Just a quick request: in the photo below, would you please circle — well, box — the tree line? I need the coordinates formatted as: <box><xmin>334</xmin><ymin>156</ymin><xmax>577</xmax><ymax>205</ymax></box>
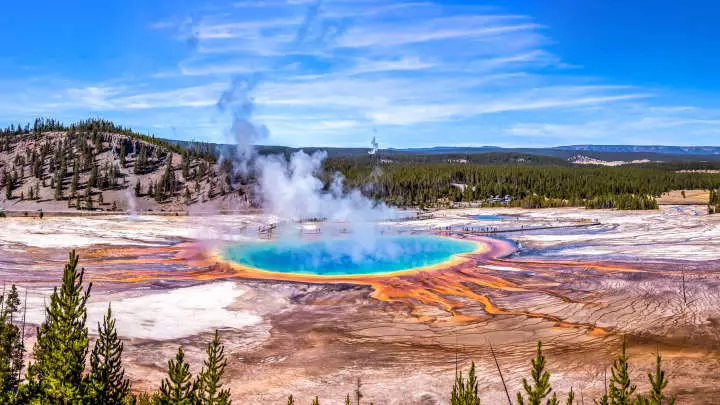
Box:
<box><xmin>324</xmin><ymin>159</ymin><xmax>720</xmax><ymax>209</ymax></box>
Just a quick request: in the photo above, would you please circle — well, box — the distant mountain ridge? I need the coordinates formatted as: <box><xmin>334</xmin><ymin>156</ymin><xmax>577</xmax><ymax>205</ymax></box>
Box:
<box><xmin>556</xmin><ymin>145</ymin><xmax>720</xmax><ymax>155</ymax></box>
<box><xmin>166</xmin><ymin>139</ymin><xmax>720</xmax><ymax>162</ymax></box>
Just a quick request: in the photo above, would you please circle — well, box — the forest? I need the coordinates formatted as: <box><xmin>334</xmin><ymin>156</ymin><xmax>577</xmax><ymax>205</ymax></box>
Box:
<box><xmin>0</xmin><ymin>251</ymin><xmax>677</xmax><ymax>404</ymax></box>
<box><xmin>324</xmin><ymin>157</ymin><xmax>720</xmax><ymax>209</ymax></box>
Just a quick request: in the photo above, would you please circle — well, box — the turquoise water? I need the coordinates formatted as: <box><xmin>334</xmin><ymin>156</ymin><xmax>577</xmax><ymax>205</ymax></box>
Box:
<box><xmin>222</xmin><ymin>235</ymin><xmax>478</xmax><ymax>276</ymax></box>
<box><xmin>472</xmin><ymin>215</ymin><xmax>506</xmax><ymax>221</ymax></box>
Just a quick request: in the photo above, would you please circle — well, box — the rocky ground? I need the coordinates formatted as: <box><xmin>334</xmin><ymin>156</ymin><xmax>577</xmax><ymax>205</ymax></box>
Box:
<box><xmin>0</xmin><ymin>206</ymin><xmax>719</xmax><ymax>403</ymax></box>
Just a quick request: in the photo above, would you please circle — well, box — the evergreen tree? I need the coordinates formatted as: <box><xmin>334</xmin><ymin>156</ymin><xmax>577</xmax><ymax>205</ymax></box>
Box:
<box><xmin>54</xmin><ymin>172</ymin><xmax>63</xmax><ymax>200</ymax></box>
<box><xmin>181</xmin><ymin>152</ymin><xmax>190</xmax><ymax>180</ymax></box>
<box><xmin>85</xmin><ymin>305</ymin><xmax>131</xmax><ymax>405</ymax></box>
<box><xmin>4</xmin><ymin>173</ymin><xmax>13</xmax><ymax>199</ymax></box>
<box><xmin>158</xmin><ymin>347</ymin><xmax>195</xmax><ymax>405</ymax></box>
<box><xmin>635</xmin><ymin>352</ymin><xmax>675</xmax><ymax>405</ymax></box>
<box><xmin>135</xmin><ymin>180</ymin><xmax>142</xmax><ymax>197</ymax></box>
<box><xmin>195</xmin><ymin>330</ymin><xmax>231</xmax><ymax>405</ymax></box>
<box><xmin>607</xmin><ymin>338</ymin><xmax>636</xmax><ymax>405</ymax></box>
<box><xmin>137</xmin><ymin>392</ymin><xmax>161</xmax><ymax>405</ymax></box>
<box><xmin>89</xmin><ymin>164</ymin><xmax>98</xmax><ymax>188</ymax></box>
<box><xmin>0</xmin><ymin>285</ymin><xmax>24</xmax><ymax>402</ymax></box>
<box><xmin>161</xmin><ymin>156</ymin><xmax>176</xmax><ymax>198</ymax></box>
<box><xmin>451</xmin><ymin>361</ymin><xmax>481</xmax><ymax>405</ymax></box>
<box><xmin>119</xmin><ymin>144</ymin><xmax>126</xmax><ymax>167</ymax></box>
<box><xmin>311</xmin><ymin>396</ymin><xmax>320</xmax><ymax>405</ymax></box>
<box><xmin>287</xmin><ymin>395</ymin><xmax>295</xmax><ymax>405</ymax></box>
<box><xmin>154</xmin><ymin>180</ymin><xmax>163</xmax><ymax>202</ymax></box>
<box><xmin>345</xmin><ymin>394</ymin><xmax>351</xmax><ymax>405</ymax></box>
<box><xmin>70</xmin><ymin>165</ymin><xmax>78</xmax><ymax>197</ymax></box>
<box><xmin>23</xmin><ymin>250</ymin><xmax>92</xmax><ymax>403</ymax></box>
<box><xmin>135</xmin><ymin>145</ymin><xmax>148</xmax><ymax>174</ymax></box>
<box><xmin>517</xmin><ymin>341</ymin><xmax>557</xmax><ymax>405</ymax></box>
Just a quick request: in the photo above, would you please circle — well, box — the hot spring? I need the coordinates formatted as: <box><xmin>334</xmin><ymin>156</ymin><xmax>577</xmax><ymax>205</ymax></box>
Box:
<box><xmin>221</xmin><ymin>235</ymin><xmax>479</xmax><ymax>276</ymax></box>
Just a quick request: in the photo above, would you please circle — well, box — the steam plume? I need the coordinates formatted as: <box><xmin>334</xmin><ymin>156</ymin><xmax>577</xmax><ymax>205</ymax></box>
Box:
<box><xmin>216</xmin><ymin>75</ymin><xmax>268</xmax><ymax>174</ymax></box>
<box><xmin>213</xmin><ymin>0</ymin><xmax>397</xmax><ymax>243</ymax></box>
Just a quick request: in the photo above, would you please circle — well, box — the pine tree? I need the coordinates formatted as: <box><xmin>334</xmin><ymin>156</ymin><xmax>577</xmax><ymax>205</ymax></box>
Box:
<box><xmin>607</xmin><ymin>338</ymin><xmax>636</xmax><ymax>405</ymax></box>
<box><xmin>54</xmin><ymin>172</ymin><xmax>63</xmax><ymax>200</ymax></box>
<box><xmin>345</xmin><ymin>394</ymin><xmax>351</xmax><ymax>405</ymax></box>
<box><xmin>635</xmin><ymin>352</ymin><xmax>675</xmax><ymax>405</ymax></box>
<box><xmin>135</xmin><ymin>180</ymin><xmax>142</xmax><ymax>197</ymax></box>
<box><xmin>162</xmin><ymin>156</ymin><xmax>176</xmax><ymax>197</ymax></box>
<box><xmin>311</xmin><ymin>396</ymin><xmax>320</xmax><ymax>405</ymax></box>
<box><xmin>195</xmin><ymin>330</ymin><xmax>231</xmax><ymax>405</ymax></box>
<box><xmin>137</xmin><ymin>392</ymin><xmax>161</xmax><ymax>405</ymax></box>
<box><xmin>159</xmin><ymin>347</ymin><xmax>196</xmax><ymax>405</ymax></box>
<box><xmin>4</xmin><ymin>173</ymin><xmax>13</xmax><ymax>199</ymax></box>
<box><xmin>181</xmin><ymin>152</ymin><xmax>190</xmax><ymax>180</ymax></box>
<box><xmin>85</xmin><ymin>305</ymin><xmax>131</xmax><ymax>405</ymax></box>
<box><xmin>517</xmin><ymin>341</ymin><xmax>557</xmax><ymax>405</ymax></box>
<box><xmin>451</xmin><ymin>361</ymin><xmax>481</xmax><ymax>405</ymax></box>
<box><xmin>23</xmin><ymin>250</ymin><xmax>92</xmax><ymax>403</ymax></box>
<box><xmin>287</xmin><ymin>395</ymin><xmax>295</xmax><ymax>405</ymax></box>
<box><xmin>119</xmin><ymin>144</ymin><xmax>126</xmax><ymax>166</ymax></box>
<box><xmin>0</xmin><ymin>285</ymin><xmax>24</xmax><ymax>402</ymax></box>
<box><xmin>155</xmin><ymin>180</ymin><xmax>164</xmax><ymax>202</ymax></box>
<box><xmin>70</xmin><ymin>166</ymin><xmax>78</xmax><ymax>197</ymax></box>
<box><xmin>89</xmin><ymin>164</ymin><xmax>99</xmax><ymax>188</ymax></box>
<box><xmin>135</xmin><ymin>145</ymin><xmax>148</xmax><ymax>174</ymax></box>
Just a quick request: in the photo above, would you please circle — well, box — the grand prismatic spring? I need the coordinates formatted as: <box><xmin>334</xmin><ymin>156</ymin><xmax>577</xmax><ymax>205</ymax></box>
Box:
<box><xmin>221</xmin><ymin>235</ymin><xmax>480</xmax><ymax>276</ymax></box>
<box><xmin>1</xmin><ymin>206</ymin><xmax>719</xmax><ymax>403</ymax></box>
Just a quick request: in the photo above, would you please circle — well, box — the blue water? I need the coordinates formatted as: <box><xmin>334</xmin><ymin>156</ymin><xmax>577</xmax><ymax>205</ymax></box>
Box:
<box><xmin>222</xmin><ymin>235</ymin><xmax>478</xmax><ymax>276</ymax></box>
<box><xmin>472</xmin><ymin>215</ymin><xmax>507</xmax><ymax>221</ymax></box>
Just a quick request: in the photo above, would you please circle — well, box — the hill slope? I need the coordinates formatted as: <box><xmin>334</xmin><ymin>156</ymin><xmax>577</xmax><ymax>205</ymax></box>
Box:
<box><xmin>0</xmin><ymin>119</ymin><xmax>250</xmax><ymax>214</ymax></box>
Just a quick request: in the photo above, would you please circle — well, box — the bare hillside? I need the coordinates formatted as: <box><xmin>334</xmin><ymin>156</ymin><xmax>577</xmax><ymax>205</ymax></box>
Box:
<box><xmin>0</xmin><ymin>119</ymin><xmax>252</xmax><ymax>214</ymax></box>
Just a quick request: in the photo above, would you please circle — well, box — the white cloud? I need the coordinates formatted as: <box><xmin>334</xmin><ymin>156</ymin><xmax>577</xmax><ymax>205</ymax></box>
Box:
<box><xmin>4</xmin><ymin>0</ymin><xmax>720</xmax><ymax>147</ymax></box>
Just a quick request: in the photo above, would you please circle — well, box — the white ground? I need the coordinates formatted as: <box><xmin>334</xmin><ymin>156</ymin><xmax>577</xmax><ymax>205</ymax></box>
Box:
<box><xmin>2</xmin><ymin>205</ymin><xmax>719</xmax><ymax>343</ymax></box>
<box><xmin>23</xmin><ymin>282</ymin><xmax>263</xmax><ymax>340</ymax></box>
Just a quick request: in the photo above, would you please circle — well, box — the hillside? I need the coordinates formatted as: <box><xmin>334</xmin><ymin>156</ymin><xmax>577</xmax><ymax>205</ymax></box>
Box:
<box><xmin>0</xmin><ymin>119</ymin><xmax>251</xmax><ymax>214</ymax></box>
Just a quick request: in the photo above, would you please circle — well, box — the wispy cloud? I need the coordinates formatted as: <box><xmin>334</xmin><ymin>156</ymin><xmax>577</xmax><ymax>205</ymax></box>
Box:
<box><xmin>3</xmin><ymin>0</ymin><xmax>719</xmax><ymax>146</ymax></box>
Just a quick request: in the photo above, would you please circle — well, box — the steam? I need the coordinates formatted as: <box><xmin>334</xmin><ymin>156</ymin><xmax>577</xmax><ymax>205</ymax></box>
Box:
<box><xmin>216</xmin><ymin>75</ymin><xmax>268</xmax><ymax>174</ymax></box>
<box><xmin>294</xmin><ymin>0</ymin><xmax>350</xmax><ymax>47</ymax></box>
<box><xmin>125</xmin><ymin>189</ymin><xmax>138</xmax><ymax>217</ymax></box>
<box><xmin>210</xmin><ymin>1</ymin><xmax>406</xmax><ymax>264</ymax></box>
<box><xmin>256</xmin><ymin>150</ymin><xmax>393</xmax><ymax>223</ymax></box>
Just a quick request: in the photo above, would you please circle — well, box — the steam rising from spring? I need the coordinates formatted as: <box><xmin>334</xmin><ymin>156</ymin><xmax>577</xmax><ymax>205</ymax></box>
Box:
<box><xmin>212</xmin><ymin>1</ymin><xmax>409</xmax><ymax>264</ymax></box>
<box><xmin>216</xmin><ymin>75</ymin><xmax>268</xmax><ymax>174</ymax></box>
<box><xmin>256</xmin><ymin>150</ymin><xmax>393</xmax><ymax>223</ymax></box>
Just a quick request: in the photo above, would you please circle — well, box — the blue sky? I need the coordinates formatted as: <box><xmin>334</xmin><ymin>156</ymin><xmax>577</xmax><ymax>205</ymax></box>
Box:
<box><xmin>1</xmin><ymin>0</ymin><xmax>720</xmax><ymax>147</ymax></box>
